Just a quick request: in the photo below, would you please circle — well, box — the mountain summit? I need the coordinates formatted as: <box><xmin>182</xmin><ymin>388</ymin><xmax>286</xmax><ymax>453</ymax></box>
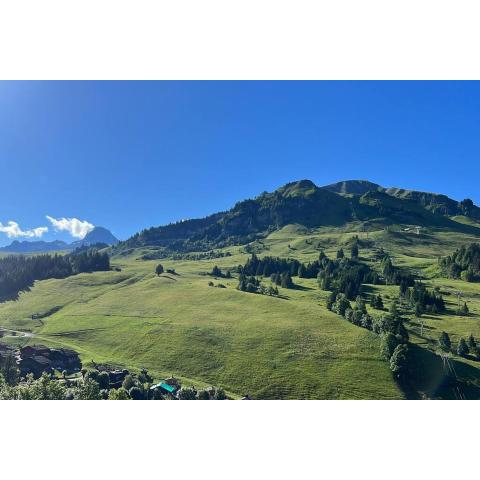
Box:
<box><xmin>77</xmin><ymin>226</ymin><xmax>119</xmax><ymax>246</ymax></box>
<box><xmin>323</xmin><ymin>180</ymin><xmax>383</xmax><ymax>195</ymax></box>
<box><xmin>116</xmin><ymin>179</ymin><xmax>480</xmax><ymax>253</ymax></box>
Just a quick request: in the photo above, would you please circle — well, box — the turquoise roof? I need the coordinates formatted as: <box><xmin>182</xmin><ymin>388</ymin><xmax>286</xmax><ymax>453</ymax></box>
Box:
<box><xmin>160</xmin><ymin>383</ymin><xmax>175</xmax><ymax>393</ymax></box>
<box><xmin>150</xmin><ymin>382</ymin><xmax>176</xmax><ymax>393</ymax></box>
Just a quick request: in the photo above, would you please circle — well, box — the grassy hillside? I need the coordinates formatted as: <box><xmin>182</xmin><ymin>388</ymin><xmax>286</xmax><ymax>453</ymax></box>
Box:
<box><xmin>2</xmin><ymin>219</ymin><xmax>480</xmax><ymax>399</ymax></box>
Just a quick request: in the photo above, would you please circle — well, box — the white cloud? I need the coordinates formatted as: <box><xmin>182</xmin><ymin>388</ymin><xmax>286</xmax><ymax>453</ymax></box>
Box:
<box><xmin>0</xmin><ymin>221</ymin><xmax>48</xmax><ymax>238</ymax></box>
<box><xmin>46</xmin><ymin>216</ymin><xmax>94</xmax><ymax>239</ymax></box>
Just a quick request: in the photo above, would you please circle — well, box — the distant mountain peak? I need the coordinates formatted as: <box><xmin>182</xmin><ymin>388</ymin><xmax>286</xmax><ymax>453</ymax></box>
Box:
<box><xmin>0</xmin><ymin>239</ymin><xmax>69</xmax><ymax>253</ymax></box>
<box><xmin>74</xmin><ymin>226</ymin><xmax>119</xmax><ymax>247</ymax></box>
<box><xmin>0</xmin><ymin>226</ymin><xmax>118</xmax><ymax>253</ymax></box>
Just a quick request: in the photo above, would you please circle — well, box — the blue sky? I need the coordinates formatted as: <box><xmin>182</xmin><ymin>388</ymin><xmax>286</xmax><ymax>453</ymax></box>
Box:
<box><xmin>1</xmin><ymin>81</ymin><xmax>480</xmax><ymax>246</ymax></box>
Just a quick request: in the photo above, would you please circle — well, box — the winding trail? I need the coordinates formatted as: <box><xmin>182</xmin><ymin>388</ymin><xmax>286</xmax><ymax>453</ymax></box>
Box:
<box><xmin>0</xmin><ymin>326</ymin><xmax>35</xmax><ymax>338</ymax></box>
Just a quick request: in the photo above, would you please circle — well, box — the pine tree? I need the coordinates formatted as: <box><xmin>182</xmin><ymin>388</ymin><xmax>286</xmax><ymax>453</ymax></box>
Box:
<box><xmin>390</xmin><ymin>344</ymin><xmax>410</xmax><ymax>379</ymax></box>
<box><xmin>280</xmin><ymin>272</ymin><xmax>294</xmax><ymax>289</ymax></box>
<box><xmin>297</xmin><ymin>264</ymin><xmax>306</xmax><ymax>278</ymax></box>
<box><xmin>458</xmin><ymin>302</ymin><xmax>469</xmax><ymax>316</ymax></box>
<box><xmin>438</xmin><ymin>331</ymin><xmax>452</xmax><ymax>352</ymax></box>
<box><xmin>370</xmin><ymin>294</ymin><xmax>384</xmax><ymax>310</ymax></box>
<box><xmin>350</xmin><ymin>242</ymin><xmax>359</xmax><ymax>260</ymax></box>
<box><xmin>457</xmin><ymin>338</ymin><xmax>469</xmax><ymax>357</ymax></box>
<box><xmin>336</xmin><ymin>248</ymin><xmax>345</xmax><ymax>259</ymax></box>
<box><xmin>211</xmin><ymin>265</ymin><xmax>222</xmax><ymax>277</ymax></box>
<box><xmin>389</xmin><ymin>302</ymin><xmax>399</xmax><ymax>318</ymax></box>
<box><xmin>355</xmin><ymin>295</ymin><xmax>367</xmax><ymax>314</ymax></box>
<box><xmin>380</xmin><ymin>332</ymin><xmax>399</xmax><ymax>360</ymax></box>
<box><xmin>326</xmin><ymin>291</ymin><xmax>337</xmax><ymax>311</ymax></box>
<box><xmin>467</xmin><ymin>334</ymin><xmax>476</xmax><ymax>351</ymax></box>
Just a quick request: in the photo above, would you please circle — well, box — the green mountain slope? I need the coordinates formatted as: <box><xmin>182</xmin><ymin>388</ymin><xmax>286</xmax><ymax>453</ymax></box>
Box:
<box><xmin>117</xmin><ymin>179</ymin><xmax>480</xmax><ymax>253</ymax></box>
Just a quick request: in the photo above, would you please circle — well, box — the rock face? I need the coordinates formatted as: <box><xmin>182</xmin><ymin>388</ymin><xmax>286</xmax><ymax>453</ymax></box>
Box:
<box><xmin>322</xmin><ymin>180</ymin><xmax>383</xmax><ymax>195</ymax></box>
<box><xmin>76</xmin><ymin>227</ymin><xmax>119</xmax><ymax>247</ymax></box>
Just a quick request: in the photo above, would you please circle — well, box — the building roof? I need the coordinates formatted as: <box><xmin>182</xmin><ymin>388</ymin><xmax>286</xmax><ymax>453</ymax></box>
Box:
<box><xmin>150</xmin><ymin>382</ymin><xmax>176</xmax><ymax>393</ymax></box>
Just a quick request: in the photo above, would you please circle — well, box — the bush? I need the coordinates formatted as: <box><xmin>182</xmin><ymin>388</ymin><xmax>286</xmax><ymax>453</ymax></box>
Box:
<box><xmin>109</xmin><ymin>387</ymin><xmax>129</xmax><ymax>400</ymax></box>
<box><xmin>196</xmin><ymin>390</ymin><xmax>211</xmax><ymax>400</ymax></box>
<box><xmin>129</xmin><ymin>386</ymin><xmax>144</xmax><ymax>400</ymax></box>
<box><xmin>213</xmin><ymin>388</ymin><xmax>227</xmax><ymax>400</ymax></box>
<box><xmin>178</xmin><ymin>386</ymin><xmax>197</xmax><ymax>400</ymax></box>
<box><xmin>122</xmin><ymin>374</ymin><xmax>135</xmax><ymax>391</ymax></box>
<box><xmin>97</xmin><ymin>371</ymin><xmax>110</xmax><ymax>390</ymax></box>
<box><xmin>85</xmin><ymin>369</ymin><xmax>99</xmax><ymax>383</ymax></box>
<box><xmin>74</xmin><ymin>378</ymin><xmax>102</xmax><ymax>400</ymax></box>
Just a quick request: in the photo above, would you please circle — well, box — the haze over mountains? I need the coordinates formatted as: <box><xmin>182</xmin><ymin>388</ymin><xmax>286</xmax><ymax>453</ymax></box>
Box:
<box><xmin>117</xmin><ymin>179</ymin><xmax>480</xmax><ymax>253</ymax></box>
<box><xmin>0</xmin><ymin>226</ymin><xmax>118</xmax><ymax>253</ymax></box>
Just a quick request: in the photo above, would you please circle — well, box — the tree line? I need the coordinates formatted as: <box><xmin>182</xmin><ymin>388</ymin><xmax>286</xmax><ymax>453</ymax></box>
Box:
<box><xmin>0</xmin><ymin>249</ymin><xmax>110</xmax><ymax>301</ymax></box>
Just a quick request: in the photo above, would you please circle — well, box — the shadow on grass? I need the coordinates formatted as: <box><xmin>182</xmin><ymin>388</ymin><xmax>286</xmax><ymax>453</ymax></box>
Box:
<box><xmin>401</xmin><ymin>344</ymin><xmax>480</xmax><ymax>399</ymax></box>
<box><xmin>292</xmin><ymin>284</ymin><xmax>315</xmax><ymax>291</ymax></box>
<box><xmin>159</xmin><ymin>275</ymin><xmax>177</xmax><ymax>281</ymax></box>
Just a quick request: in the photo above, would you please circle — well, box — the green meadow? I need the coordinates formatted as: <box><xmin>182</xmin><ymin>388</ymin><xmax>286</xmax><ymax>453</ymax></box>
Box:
<box><xmin>2</xmin><ymin>222</ymin><xmax>480</xmax><ymax>399</ymax></box>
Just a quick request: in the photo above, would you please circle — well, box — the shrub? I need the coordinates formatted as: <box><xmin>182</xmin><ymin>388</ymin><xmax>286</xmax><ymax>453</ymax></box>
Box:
<box><xmin>129</xmin><ymin>386</ymin><xmax>144</xmax><ymax>400</ymax></box>
<box><xmin>108</xmin><ymin>387</ymin><xmax>130</xmax><ymax>400</ymax></box>
<box><xmin>97</xmin><ymin>371</ymin><xmax>110</xmax><ymax>390</ymax></box>
<box><xmin>213</xmin><ymin>388</ymin><xmax>227</xmax><ymax>400</ymax></box>
<box><xmin>178</xmin><ymin>386</ymin><xmax>197</xmax><ymax>400</ymax></box>
<box><xmin>196</xmin><ymin>390</ymin><xmax>211</xmax><ymax>400</ymax></box>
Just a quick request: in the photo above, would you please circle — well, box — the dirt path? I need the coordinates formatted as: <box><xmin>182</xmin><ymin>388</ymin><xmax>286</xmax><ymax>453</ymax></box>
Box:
<box><xmin>0</xmin><ymin>326</ymin><xmax>35</xmax><ymax>338</ymax></box>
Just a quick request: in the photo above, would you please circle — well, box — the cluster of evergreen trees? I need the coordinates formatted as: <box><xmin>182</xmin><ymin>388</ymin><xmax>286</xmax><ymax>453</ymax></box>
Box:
<box><xmin>238</xmin><ymin>254</ymin><xmax>302</xmax><ymax>278</ymax></box>
<box><xmin>210</xmin><ymin>265</ymin><xmax>232</xmax><ymax>278</ymax></box>
<box><xmin>439</xmin><ymin>243</ymin><xmax>480</xmax><ymax>282</ymax></box>
<box><xmin>328</xmin><ymin>293</ymin><xmax>408</xmax><ymax>341</ymax></box>
<box><xmin>317</xmin><ymin>252</ymin><xmax>380</xmax><ymax>300</ymax></box>
<box><xmin>327</xmin><ymin>292</ymin><xmax>411</xmax><ymax>380</ymax></box>
<box><xmin>237</xmin><ymin>274</ymin><xmax>279</xmax><ymax>296</ymax></box>
<box><xmin>0</xmin><ymin>249</ymin><xmax>110</xmax><ymax>301</ymax></box>
<box><xmin>381</xmin><ymin>257</ymin><xmax>415</xmax><ymax>287</ymax></box>
<box><xmin>239</xmin><ymin>248</ymin><xmax>384</xmax><ymax>301</ymax></box>
<box><xmin>370</xmin><ymin>294</ymin><xmax>384</xmax><ymax>310</ymax></box>
<box><xmin>403</xmin><ymin>282</ymin><xmax>446</xmax><ymax>315</ymax></box>
<box><xmin>438</xmin><ymin>331</ymin><xmax>480</xmax><ymax>359</ymax></box>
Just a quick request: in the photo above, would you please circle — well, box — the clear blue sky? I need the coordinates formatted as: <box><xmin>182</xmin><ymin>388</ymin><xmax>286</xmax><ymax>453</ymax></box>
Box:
<box><xmin>1</xmin><ymin>81</ymin><xmax>479</xmax><ymax>245</ymax></box>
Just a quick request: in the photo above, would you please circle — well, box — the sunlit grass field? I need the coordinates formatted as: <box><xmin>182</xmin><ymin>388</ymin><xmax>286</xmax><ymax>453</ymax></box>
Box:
<box><xmin>2</xmin><ymin>222</ymin><xmax>480</xmax><ymax>398</ymax></box>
